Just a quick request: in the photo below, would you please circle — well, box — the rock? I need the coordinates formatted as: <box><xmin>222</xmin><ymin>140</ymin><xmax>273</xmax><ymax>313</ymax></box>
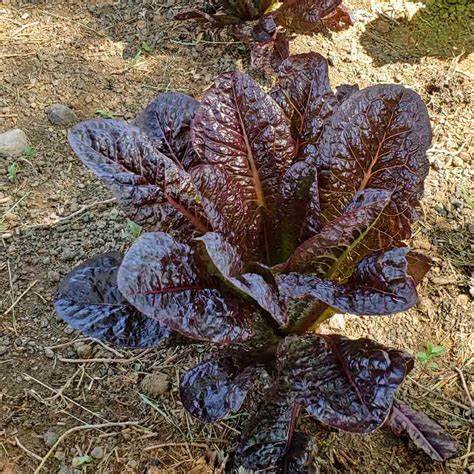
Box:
<box><xmin>90</xmin><ymin>446</ymin><xmax>104</xmax><ymax>459</ymax></box>
<box><xmin>74</xmin><ymin>342</ymin><xmax>92</xmax><ymax>358</ymax></box>
<box><xmin>141</xmin><ymin>372</ymin><xmax>170</xmax><ymax>397</ymax></box>
<box><xmin>328</xmin><ymin>313</ymin><xmax>345</xmax><ymax>331</ymax></box>
<box><xmin>43</xmin><ymin>429</ymin><xmax>59</xmax><ymax>447</ymax></box>
<box><xmin>0</xmin><ymin>345</ymin><xmax>8</xmax><ymax>356</ymax></box>
<box><xmin>44</xmin><ymin>347</ymin><xmax>55</xmax><ymax>359</ymax></box>
<box><xmin>0</xmin><ymin>129</ymin><xmax>28</xmax><ymax>157</ymax></box>
<box><xmin>46</xmin><ymin>104</ymin><xmax>77</xmax><ymax>125</ymax></box>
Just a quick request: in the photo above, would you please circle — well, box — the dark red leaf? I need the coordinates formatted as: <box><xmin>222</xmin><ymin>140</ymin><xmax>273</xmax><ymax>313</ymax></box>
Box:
<box><xmin>276</xmin><ymin>161</ymin><xmax>318</xmax><ymax>261</ymax></box>
<box><xmin>134</xmin><ymin>92</ymin><xmax>201</xmax><ymax>169</ymax></box>
<box><xmin>190</xmin><ymin>164</ymin><xmax>261</xmax><ymax>259</ymax></box>
<box><xmin>179</xmin><ymin>351</ymin><xmax>263</xmax><ymax>422</ymax></box>
<box><xmin>321</xmin><ymin>4</ymin><xmax>353</xmax><ymax>31</ymax></box>
<box><xmin>277</xmin><ymin>247</ymin><xmax>419</xmax><ymax>315</ymax></box>
<box><xmin>271</xmin><ymin>52</ymin><xmax>338</xmax><ymax>158</ymax></box>
<box><xmin>117</xmin><ymin>232</ymin><xmax>255</xmax><ymax>344</ymax></box>
<box><xmin>386</xmin><ymin>400</ymin><xmax>457</xmax><ymax>461</ymax></box>
<box><xmin>174</xmin><ymin>9</ymin><xmax>238</xmax><ymax>25</ymax></box>
<box><xmin>336</xmin><ymin>83</ymin><xmax>359</xmax><ymax>103</ymax></box>
<box><xmin>276</xmin><ymin>0</ymin><xmax>343</xmax><ymax>34</ymax></box>
<box><xmin>406</xmin><ymin>251</ymin><xmax>431</xmax><ymax>284</ymax></box>
<box><xmin>54</xmin><ymin>252</ymin><xmax>172</xmax><ymax>348</ymax></box>
<box><xmin>279</xmin><ymin>334</ymin><xmax>414</xmax><ymax>432</ymax></box>
<box><xmin>191</xmin><ymin>71</ymin><xmax>295</xmax><ymax>258</ymax></box>
<box><xmin>316</xmin><ymin>85</ymin><xmax>432</xmax><ymax>250</ymax></box>
<box><xmin>279</xmin><ymin>188</ymin><xmax>392</xmax><ymax>275</ymax></box>
<box><xmin>68</xmin><ymin>120</ymin><xmax>209</xmax><ymax>235</ymax></box>
<box><xmin>197</xmin><ymin>232</ymin><xmax>287</xmax><ymax>325</ymax></box>
<box><xmin>234</xmin><ymin>389</ymin><xmax>300</xmax><ymax>470</ymax></box>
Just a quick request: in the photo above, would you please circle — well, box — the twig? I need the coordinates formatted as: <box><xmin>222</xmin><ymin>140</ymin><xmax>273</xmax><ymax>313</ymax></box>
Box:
<box><xmin>34</xmin><ymin>421</ymin><xmax>142</xmax><ymax>473</ymax></box>
<box><xmin>3</xmin><ymin>280</ymin><xmax>37</xmax><ymax>316</ymax></box>
<box><xmin>58</xmin><ymin>349</ymin><xmax>151</xmax><ymax>365</ymax></box>
<box><xmin>144</xmin><ymin>442</ymin><xmax>210</xmax><ymax>452</ymax></box>
<box><xmin>15</xmin><ymin>437</ymin><xmax>42</xmax><ymax>462</ymax></box>
<box><xmin>408</xmin><ymin>376</ymin><xmax>470</xmax><ymax>411</ymax></box>
<box><xmin>20</xmin><ymin>198</ymin><xmax>116</xmax><ymax>232</ymax></box>
<box><xmin>23</xmin><ymin>373</ymin><xmax>110</xmax><ymax>423</ymax></box>
<box><xmin>455</xmin><ymin>368</ymin><xmax>473</xmax><ymax>408</ymax></box>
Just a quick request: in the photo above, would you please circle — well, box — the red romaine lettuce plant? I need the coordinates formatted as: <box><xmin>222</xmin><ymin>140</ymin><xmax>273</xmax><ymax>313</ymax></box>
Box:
<box><xmin>175</xmin><ymin>0</ymin><xmax>352</xmax><ymax>72</ymax></box>
<box><xmin>56</xmin><ymin>53</ymin><xmax>457</xmax><ymax>470</ymax></box>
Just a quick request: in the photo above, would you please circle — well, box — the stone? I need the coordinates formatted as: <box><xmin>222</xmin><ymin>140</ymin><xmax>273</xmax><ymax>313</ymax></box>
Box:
<box><xmin>90</xmin><ymin>446</ymin><xmax>104</xmax><ymax>459</ymax></box>
<box><xmin>328</xmin><ymin>313</ymin><xmax>345</xmax><ymax>331</ymax></box>
<box><xmin>74</xmin><ymin>342</ymin><xmax>92</xmax><ymax>358</ymax></box>
<box><xmin>46</xmin><ymin>104</ymin><xmax>77</xmax><ymax>125</ymax></box>
<box><xmin>0</xmin><ymin>345</ymin><xmax>8</xmax><ymax>356</ymax></box>
<box><xmin>141</xmin><ymin>372</ymin><xmax>170</xmax><ymax>397</ymax></box>
<box><xmin>43</xmin><ymin>429</ymin><xmax>59</xmax><ymax>447</ymax></box>
<box><xmin>44</xmin><ymin>347</ymin><xmax>55</xmax><ymax>359</ymax></box>
<box><xmin>0</xmin><ymin>129</ymin><xmax>28</xmax><ymax>157</ymax></box>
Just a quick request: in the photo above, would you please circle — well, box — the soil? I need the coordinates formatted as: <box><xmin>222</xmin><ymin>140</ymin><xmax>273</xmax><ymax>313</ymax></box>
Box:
<box><xmin>0</xmin><ymin>0</ymin><xmax>472</xmax><ymax>473</ymax></box>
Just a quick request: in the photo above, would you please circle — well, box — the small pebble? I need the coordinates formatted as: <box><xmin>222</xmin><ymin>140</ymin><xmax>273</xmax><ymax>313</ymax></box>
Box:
<box><xmin>46</xmin><ymin>104</ymin><xmax>77</xmax><ymax>125</ymax></box>
<box><xmin>90</xmin><ymin>446</ymin><xmax>104</xmax><ymax>459</ymax></box>
<box><xmin>43</xmin><ymin>429</ymin><xmax>59</xmax><ymax>447</ymax></box>
<box><xmin>141</xmin><ymin>372</ymin><xmax>170</xmax><ymax>397</ymax></box>
<box><xmin>44</xmin><ymin>347</ymin><xmax>55</xmax><ymax>359</ymax></box>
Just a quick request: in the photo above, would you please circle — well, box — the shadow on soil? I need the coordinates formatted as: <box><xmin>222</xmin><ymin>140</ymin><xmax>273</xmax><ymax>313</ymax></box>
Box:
<box><xmin>361</xmin><ymin>0</ymin><xmax>473</xmax><ymax>65</ymax></box>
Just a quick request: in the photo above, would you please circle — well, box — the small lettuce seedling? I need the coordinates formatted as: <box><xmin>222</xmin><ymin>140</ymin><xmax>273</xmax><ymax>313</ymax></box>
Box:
<box><xmin>55</xmin><ymin>54</ymin><xmax>457</xmax><ymax>470</ymax></box>
<box><xmin>7</xmin><ymin>162</ymin><xmax>18</xmax><ymax>182</ymax></box>
<box><xmin>175</xmin><ymin>0</ymin><xmax>353</xmax><ymax>71</ymax></box>
<box><xmin>417</xmin><ymin>341</ymin><xmax>445</xmax><ymax>369</ymax></box>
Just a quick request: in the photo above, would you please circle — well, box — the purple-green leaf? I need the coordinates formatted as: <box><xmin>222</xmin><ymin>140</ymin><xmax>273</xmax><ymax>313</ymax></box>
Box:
<box><xmin>279</xmin><ymin>188</ymin><xmax>392</xmax><ymax>275</ymax></box>
<box><xmin>277</xmin><ymin>247</ymin><xmax>419</xmax><ymax>315</ymax></box>
<box><xmin>117</xmin><ymin>232</ymin><xmax>255</xmax><ymax>344</ymax></box>
<box><xmin>386</xmin><ymin>400</ymin><xmax>458</xmax><ymax>461</ymax></box>
<box><xmin>54</xmin><ymin>252</ymin><xmax>172</xmax><ymax>348</ymax></box>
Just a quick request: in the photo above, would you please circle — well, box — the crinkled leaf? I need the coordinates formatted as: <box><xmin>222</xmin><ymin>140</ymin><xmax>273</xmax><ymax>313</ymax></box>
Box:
<box><xmin>54</xmin><ymin>252</ymin><xmax>172</xmax><ymax>348</ymax></box>
<box><xmin>279</xmin><ymin>334</ymin><xmax>414</xmax><ymax>433</ymax></box>
<box><xmin>276</xmin><ymin>0</ymin><xmax>343</xmax><ymax>34</ymax></box>
<box><xmin>280</xmin><ymin>188</ymin><xmax>391</xmax><ymax>275</ymax></box>
<box><xmin>271</xmin><ymin>53</ymin><xmax>338</xmax><ymax>158</ymax></box>
<box><xmin>117</xmin><ymin>232</ymin><xmax>255</xmax><ymax>344</ymax></box>
<box><xmin>191</xmin><ymin>71</ymin><xmax>295</xmax><ymax>259</ymax></box>
<box><xmin>197</xmin><ymin>232</ymin><xmax>287</xmax><ymax>325</ymax></box>
<box><xmin>315</xmin><ymin>85</ymin><xmax>432</xmax><ymax>249</ymax></box>
<box><xmin>234</xmin><ymin>389</ymin><xmax>300</xmax><ymax>471</ymax></box>
<box><xmin>386</xmin><ymin>400</ymin><xmax>457</xmax><ymax>461</ymax></box>
<box><xmin>277</xmin><ymin>161</ymin><xmax>318</xmax><ymax>260</ymax></box>
<box><xmin>68</xmin><ymin>120</ymin><xmax>209</xmax><ymax>235</ymax></box>
<box><xmin>270</xmin><ymin>53</ymin><xmax>338</xmax><ymax>254</ymax></box>
<box><xmin>134</xmin><ymin>92</ymin><xmax>201</xmax><ymax>169</ymax></box>
<box><xmin>234</xmin><ymin>16</ymin><xmax>290</xmax><ymax>72</ymax></box>
<box><xmin>277</xmin><ymin>247</ymin><xmax>419</xmax><ymax>315</ymax></box>
<box><xmin>336</xmin><ymin>83</ymin><xmax>359</xmax><ymax>103</ymax></box>
<box><xmin>180</xmin><ymin>351</ymin><xmax>263</xmax><ymax>422</ymax></box>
